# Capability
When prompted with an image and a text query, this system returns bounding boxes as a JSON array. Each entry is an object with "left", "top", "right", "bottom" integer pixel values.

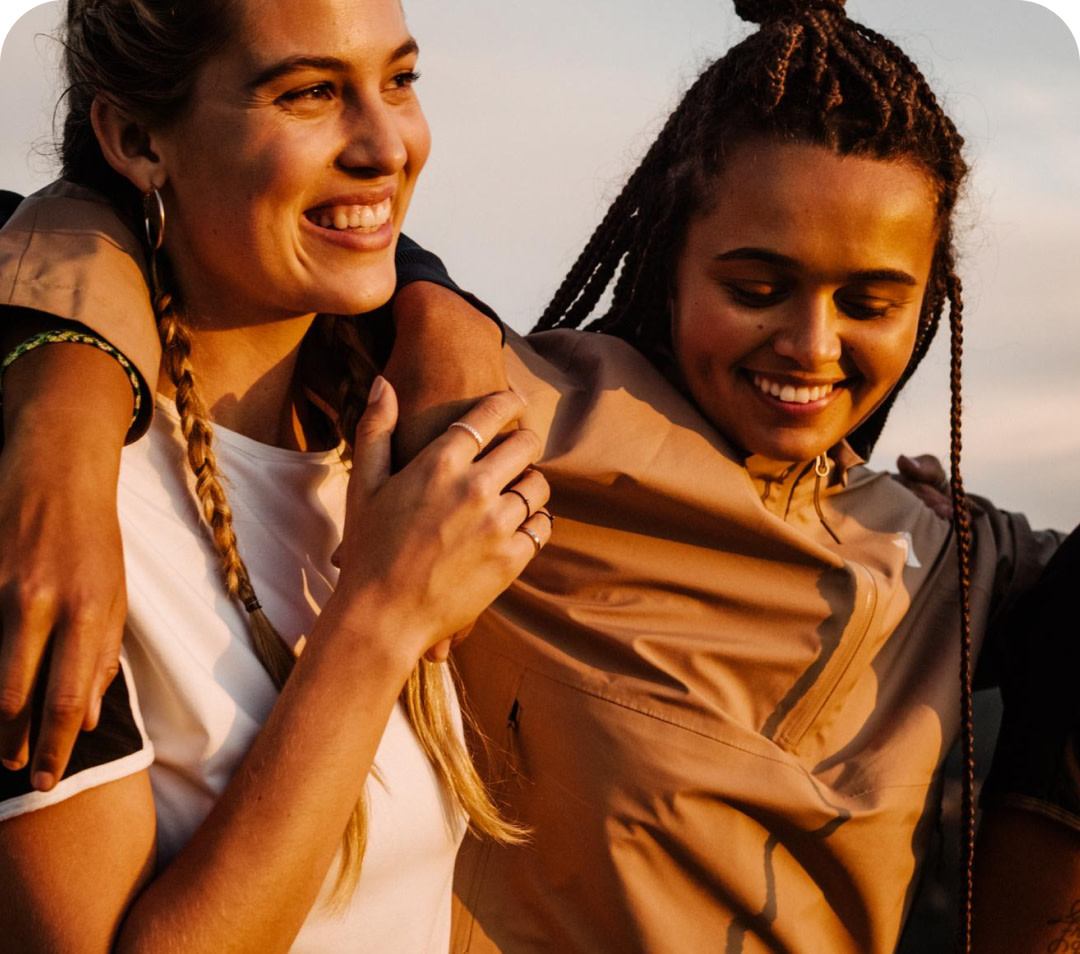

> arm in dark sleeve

[
  {"left": 980, "top": 525, "right": 1080, "bottom": 829},
  {"left": 395, "top": 234, "right": 504, "bottom": 343}
]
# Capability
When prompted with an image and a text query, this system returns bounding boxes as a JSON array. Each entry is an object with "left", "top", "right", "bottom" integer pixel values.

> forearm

[
  {"left": 0, "top": 338, "right": 133, "bottom": 784},
  {"left": 386, "top": 281, "right": 508, "bottom": 465},
  {"left": 118, "top": 599, "right": 418, "bottom": 954}
]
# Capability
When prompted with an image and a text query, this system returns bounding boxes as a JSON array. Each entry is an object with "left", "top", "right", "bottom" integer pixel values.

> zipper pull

[{"left": 814, "top": 454, "right": 842, "bottom": 545}]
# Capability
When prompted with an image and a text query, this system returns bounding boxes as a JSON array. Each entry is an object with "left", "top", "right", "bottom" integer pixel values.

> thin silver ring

[
  {"left": 448, "top": 420, "right": 485, "bottom": 452},
  {"left": 516, "top": 526, "right": 543, "bottom": 556},
  {"left": 505, "top": 487, "right": 531, "bottom": 519}
]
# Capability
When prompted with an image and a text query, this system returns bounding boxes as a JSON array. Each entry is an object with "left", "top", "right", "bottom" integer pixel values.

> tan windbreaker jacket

[{"left": 0, "top": 183, "right": 1061, "bottom": 954}]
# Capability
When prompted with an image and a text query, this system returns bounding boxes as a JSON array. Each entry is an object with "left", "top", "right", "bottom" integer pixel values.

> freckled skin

[
  {"left": 149, "top": 0, "right": 431, "bottom": 331},
  {"left": 671, "top": 140, "right": 939, "bottom": 467}
]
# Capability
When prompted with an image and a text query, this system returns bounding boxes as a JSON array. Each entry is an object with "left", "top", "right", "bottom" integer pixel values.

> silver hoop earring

[
  {"left": 142, "top": 188, "right": 166, "bottom": 298},
  {"left": 143, "top": 188, "right": 165, "bottom": 251}
]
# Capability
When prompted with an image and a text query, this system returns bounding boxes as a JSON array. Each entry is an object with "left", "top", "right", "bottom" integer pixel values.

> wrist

[{"left": 311, "top": 586, "right": 432, "bottom": 681}]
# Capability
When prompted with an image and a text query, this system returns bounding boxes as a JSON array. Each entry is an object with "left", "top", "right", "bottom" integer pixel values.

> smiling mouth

[
  {"left": 306, "top": 198, "right": 392, "bottom": 232},
  {"left": 751, "top": 373, "right": 841, "bottom": 405}
]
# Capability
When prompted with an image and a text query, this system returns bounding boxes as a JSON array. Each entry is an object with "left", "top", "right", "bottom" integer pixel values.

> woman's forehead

[{"left": 225, "top": 0, "right": 412, "bottom": 70}]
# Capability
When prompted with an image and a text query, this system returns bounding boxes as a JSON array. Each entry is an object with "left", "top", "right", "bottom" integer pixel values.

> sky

[{"left": 1, "top": 0, "right": 1078, "bottom": 530}]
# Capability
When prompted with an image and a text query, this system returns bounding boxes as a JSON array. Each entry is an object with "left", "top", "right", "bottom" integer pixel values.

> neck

[{"left": 157, "top": 314, "right": 320, "bottom": 450}]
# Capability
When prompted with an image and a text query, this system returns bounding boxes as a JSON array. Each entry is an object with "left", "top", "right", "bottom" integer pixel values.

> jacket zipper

[{"left": 775, "top": 560, "right": 878, "bottom": 750}]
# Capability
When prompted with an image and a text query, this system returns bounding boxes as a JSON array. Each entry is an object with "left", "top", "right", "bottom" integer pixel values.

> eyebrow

[
  {"left": 713, "top": 247, "right": 918, "bottom": 287},
  {"left": 246, "top": 38, "right": 420, "bottom": 91}
]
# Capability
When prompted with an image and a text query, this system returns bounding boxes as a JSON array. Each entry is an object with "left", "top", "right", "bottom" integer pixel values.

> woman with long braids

[
  {"left": 0, "top": 0, "right": 1071, "bottom": 951},
  {"left": 0, "top": 0, "right": 552, "bottom": 951}
]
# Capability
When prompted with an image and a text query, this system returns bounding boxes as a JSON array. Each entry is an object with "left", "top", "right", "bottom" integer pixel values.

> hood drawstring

[{"left": 814, "top": 454, "right": 842, "bottom": 545}]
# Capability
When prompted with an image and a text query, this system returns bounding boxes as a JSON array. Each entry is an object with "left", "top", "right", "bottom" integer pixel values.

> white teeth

[
  {"left": 752, "top": 374, "right": 835, "bottom": 405},
  {"left": 310, "top": 198, "right": 392, "bottom": 232}
]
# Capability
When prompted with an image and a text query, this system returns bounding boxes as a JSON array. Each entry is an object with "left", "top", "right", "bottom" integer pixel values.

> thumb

[{"left": 350, "top": 376, "right": 398, "bottom": 496}]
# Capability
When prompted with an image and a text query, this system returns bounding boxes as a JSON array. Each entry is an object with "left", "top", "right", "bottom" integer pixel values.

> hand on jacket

[
  {"left": 330, "top": 379, "right": 549, "bottom": 664},
  {"left": 895, "top": 453, "right": 952, "bottom": 519}
]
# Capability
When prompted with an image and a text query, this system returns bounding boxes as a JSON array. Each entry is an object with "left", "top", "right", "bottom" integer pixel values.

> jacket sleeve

[
  {"left": 0, "top": 181, "right": 160, "bottom": 390},
  {"left": 981, "top": 524, "right": 1080, "bottom": 832}
]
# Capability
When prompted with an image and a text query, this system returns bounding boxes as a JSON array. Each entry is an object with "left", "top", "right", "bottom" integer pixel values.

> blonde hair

[
  {"left": 154, "top": 275, "right": 523, "bottom": 900},
  {"left": 64, "top": 0, "right": 522, "bottom": 903}
]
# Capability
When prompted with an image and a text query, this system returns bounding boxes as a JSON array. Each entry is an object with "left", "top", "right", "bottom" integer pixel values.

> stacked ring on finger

[
  {"left": 516, "top": 525, "right": 543, "bottom": 556},
  {"left": 505, "top": 487, "right": 531, "bottom": 520}
]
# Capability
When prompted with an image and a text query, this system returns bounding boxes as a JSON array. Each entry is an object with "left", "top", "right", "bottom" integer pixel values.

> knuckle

[
  {"left": 0, "top": 687, "right": 29, "bottom": 722},
  {"left": 464, "top": 471, "right": 496, "bottom": 504},
  {"left": 428, "top": 447, "right": 460, "bottom": 482},
  {"left": 508, "top": 427, "right": 543, "bottom": 459},
  {"left": 44, "top": 692, "right": 88, "bottom": 724},
  {"left": 11, "top": 578, "right": 58, "bottom": 619},
  {"left": 475, "top": 390, "right": 524, "bottom": 426}
]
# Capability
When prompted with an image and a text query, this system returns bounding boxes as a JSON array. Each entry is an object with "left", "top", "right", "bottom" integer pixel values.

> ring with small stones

[{"left": 448, "top": 420, "right": 485, "bottom": 453}]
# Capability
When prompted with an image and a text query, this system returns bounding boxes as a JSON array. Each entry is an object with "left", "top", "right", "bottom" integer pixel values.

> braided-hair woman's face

[{"left": 670, "top": 138, "right": 938, "bottom": 466}]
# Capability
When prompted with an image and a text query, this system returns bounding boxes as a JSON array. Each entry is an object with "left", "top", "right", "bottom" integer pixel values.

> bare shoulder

[{"left": 0, "top": 771, "right": 155, "bottom": 954}]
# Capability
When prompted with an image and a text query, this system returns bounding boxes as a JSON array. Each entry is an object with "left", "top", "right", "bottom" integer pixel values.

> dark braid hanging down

[{"left": 535, "top": 0, "right": 977, "bottom": 949}]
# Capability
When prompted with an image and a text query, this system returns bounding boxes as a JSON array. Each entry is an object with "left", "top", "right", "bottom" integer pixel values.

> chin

[
  {"left": 744, "top": 434, "right": 838, "bottom": 466},
  {"left": 319, "top": 272, "right": 397, "bottom": 316}
]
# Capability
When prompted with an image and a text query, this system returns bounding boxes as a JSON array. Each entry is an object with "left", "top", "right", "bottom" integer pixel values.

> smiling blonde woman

[{"left": 0, "top": 0, "right": 549, "bottom": 951}]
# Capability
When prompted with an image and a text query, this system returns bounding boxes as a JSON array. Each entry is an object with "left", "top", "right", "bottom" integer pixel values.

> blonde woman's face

[
  {"left": 153, "top": 0, "right": 430, "bottom": 326},
  {"left": 671, "top": 140, "right": 939, "bottom": 466}
]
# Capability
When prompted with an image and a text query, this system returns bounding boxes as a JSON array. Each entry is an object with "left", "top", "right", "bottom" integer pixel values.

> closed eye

[
  {"left": 726, "top": 281, "right": 786, "bottom": 308},
  {"left": 836, "top": 294, "right": 908, "bottom": 320}
]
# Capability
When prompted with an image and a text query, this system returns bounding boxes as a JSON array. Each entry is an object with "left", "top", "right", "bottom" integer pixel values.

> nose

[
  {"left": 771, "top": 295, "right": 843, "bottom": 368},
  {"left": 336, "top": 97, "right": 411, "bottom": 177}
]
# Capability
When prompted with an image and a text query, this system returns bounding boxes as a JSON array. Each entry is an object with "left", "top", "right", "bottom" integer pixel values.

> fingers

[
  {"left": 896, "top": 453, "right": 952, "bottom": 519},
  {"left": 349, "top": 376, "right": 398, "bottom": 498},
  {"left": 0, "top": 597, "right": 52, "bottom": 772},
  {"left": 441, "top": 391, "right": 527, "bottom": 461},
  {"left": 498, "top": 468, "right": 550, "bottom": 532},
  {"left": 897, "top": 453, "right": 948, "bottom": 491},
  {"left": 909, "top": 483, "right": 954, "bottom": 520},
  {"left": 512, "top": 510, "right": 555, "bottom": 560},
  {"left": 31, "top": 607, "right": 123, "bottom": 791},
  {"left": 423, "top": 638, "right": 452, "bottom": 664}
]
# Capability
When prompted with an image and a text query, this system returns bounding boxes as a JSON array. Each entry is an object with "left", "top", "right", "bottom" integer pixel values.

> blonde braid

[
  {"left": 330, "top": 315, "right": 528, "bottom": 848},
  {"left": 151, "top": 272, "right": 372, "bottom": 898}
]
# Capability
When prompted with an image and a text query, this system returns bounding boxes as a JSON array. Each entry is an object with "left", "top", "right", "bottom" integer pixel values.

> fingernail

[
  {"left": 1, "top": 758, "right": 24, "bottom": 772},
  {"left": 86, "top": 693, "right": 103, "bottom": 730},
  {"left": 32, "top": 771, "right": 55, "bottom": 791},
  {"left": 369, "top": 375, "right": 387, "bottom": 403}
]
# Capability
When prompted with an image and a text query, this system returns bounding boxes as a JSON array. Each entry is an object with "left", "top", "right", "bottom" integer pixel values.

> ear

[{"left": 90, "top": 95, "right": 169, "bottom": 193}]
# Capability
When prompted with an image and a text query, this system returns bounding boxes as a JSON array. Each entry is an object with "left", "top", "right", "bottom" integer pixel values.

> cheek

[{"left": 852, "top": 319, "right": 920, "bottom": 395}]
